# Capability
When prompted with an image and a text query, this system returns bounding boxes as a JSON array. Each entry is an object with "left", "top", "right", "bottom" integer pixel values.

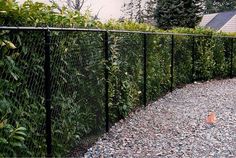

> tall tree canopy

[
  {"left": 121, "top": 0, "right": 144, "bottom": 23},
  {"left": 154, "top": 0, "right": 203, "bottom": 29},
  {"left": 143, "top": 0, "right": 157, "bottom": 23},
  {"left": 204, "top": 0, "right": 236, "bottom": 14}
]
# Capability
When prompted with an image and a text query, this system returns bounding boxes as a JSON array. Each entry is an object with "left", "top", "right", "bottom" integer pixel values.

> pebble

[{"left": 84, "top": 78, "right": 236, "bottom": 158}]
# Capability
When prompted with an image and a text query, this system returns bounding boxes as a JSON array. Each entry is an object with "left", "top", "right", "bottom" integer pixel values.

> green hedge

[{"left": 0, "top": 0, "right": 236, "bottom": 157}]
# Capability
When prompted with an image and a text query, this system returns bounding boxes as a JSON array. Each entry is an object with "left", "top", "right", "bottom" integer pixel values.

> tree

[
  {"left": 121, "top": 0, "right": 134, "bottom": 20},
  {"left": 135, "top": 0, "right": 144, "bottom": 23},
  {"left": 183, "top": 0, "right": 204, "bottom": 28},
  {"left": 204, "top": 0, "right": 236, "bottom": 14},
  {"left": 121, "top": 0, "right": 144, "bottom": 23},
  {"left": 143, "top": 0, "right": 157, "bottom": 23},
  {"left": 49, "top": 0, "right": 85, "bottom": 11},
  {"left": 154, "top": 0, "right": 203, "bottom": 29}
]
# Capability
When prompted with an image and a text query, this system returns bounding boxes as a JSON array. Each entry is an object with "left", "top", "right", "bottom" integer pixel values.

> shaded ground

[{"left": 82, "top": 78, "right": 236, "bottom": 157}]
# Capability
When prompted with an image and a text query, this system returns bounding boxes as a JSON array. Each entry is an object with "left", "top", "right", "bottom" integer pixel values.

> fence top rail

[
  {"left": 107, "top": 30, "right": 236, "bottom": 39},
  {"left": 0, "top": 26, "right": 236, "bottom": 39},
  {"left": 0, "top": 26, "right": 106, "bottom": 32}
]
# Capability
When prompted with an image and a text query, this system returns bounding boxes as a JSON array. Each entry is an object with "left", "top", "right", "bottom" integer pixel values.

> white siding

[
  {"left": 219, "top": 15, "right": 236, "bottom": 32},
  {"left": 199, "top": 13, "right": 218, "bottom": 27}
]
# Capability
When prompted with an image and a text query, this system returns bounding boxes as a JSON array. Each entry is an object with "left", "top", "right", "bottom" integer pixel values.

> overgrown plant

[{"left": 0, "top": 0, "right": 236, "bottom": 157}]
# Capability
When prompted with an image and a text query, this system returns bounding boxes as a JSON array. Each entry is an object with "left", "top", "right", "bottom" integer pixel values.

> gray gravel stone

[{"left": 84, "top": 78, "right": 236, "bottom": 158}]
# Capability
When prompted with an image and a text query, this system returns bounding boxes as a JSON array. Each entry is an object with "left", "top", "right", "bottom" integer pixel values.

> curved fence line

[
  {"left": 1, "top": 26, "right": 236, "bottom": 38},
  {"left": 0, "top": 26, "right": 235, "bottom": 157}
]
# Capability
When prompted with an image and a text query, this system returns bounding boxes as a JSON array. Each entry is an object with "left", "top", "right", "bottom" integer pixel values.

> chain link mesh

[
  {"left": 0, "top": 28, "right": 235, "bottom": 157},
  {"left": 0, "top": 30, "right": 45, "bottom": 157}
]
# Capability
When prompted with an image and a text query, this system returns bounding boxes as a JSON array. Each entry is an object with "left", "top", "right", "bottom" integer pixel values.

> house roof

[
  {"left": 220, "top": 14, "right": 236, "bottom": 32},
  {"left": 199, "top": 10, "right": 236, "bottom": 32},
  {"left": 199, "top": 13, "right": 218, "bottom": 27}
]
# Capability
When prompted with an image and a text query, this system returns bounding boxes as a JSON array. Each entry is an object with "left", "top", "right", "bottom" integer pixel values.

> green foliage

[
  {"left": 155, "top": 0, "right": 203, "bottom": 29},
  {"left": 143, "top": 0, "right": 157, "bottom": 22},
  {"left": 0, "top": 0, "right": 236, "bottom": 157},
  {"left": 174, "top": 36, "right": 193, "bottom": 85},
  {"left": 147, "top": 35, "right": 171, "bottom": 99},
  {"left": 0, "top": 117, "right": 28, "bottom": 157},
  {"left": 121, "top": 0, "right": 144, "bottom": 23},
  {"left": 0, "top": 29, "right": 47, "bottom": 156},
  {"left": 49, "top": 31, "right": 105, "bottom": 156},
  {"left": 204, "top": 0, "right": 236, "bottom": 14},
  {"left": 0, "top": 0, "right": 98, "bottom": 27},
  {"left": 195, "top": 37, "right": 215, "bottom": 80},
  {"left": 108, "top": 33, "right": 143, "bottom": 121}
]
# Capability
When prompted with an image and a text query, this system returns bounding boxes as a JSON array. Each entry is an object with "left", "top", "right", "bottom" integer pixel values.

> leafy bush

[
  {"left": 0, "top": 0, "right": 236, "bottom": 157},
  {"left": 0, "top": 0, "right": 98, "bottom": 27}
]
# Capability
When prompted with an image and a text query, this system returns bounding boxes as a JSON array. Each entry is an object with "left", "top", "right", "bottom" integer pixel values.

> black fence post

[
  {"left": 192, "top": 36, "right": 195, "bottom": 83},
  {"left": 170, "top": 35, "right": 174, "bottom": 92},
  {"left": 230, "top": 38, "right": 234, "bottom": 78},
  {"left": 44, "top": 29, "right": 52, "bottom": 157},
  {"left": 104, "top": 31, "right": 109, "bottom": 132},
  {"left": 143, "top": 34, "right": 147, "bottom": 107}
]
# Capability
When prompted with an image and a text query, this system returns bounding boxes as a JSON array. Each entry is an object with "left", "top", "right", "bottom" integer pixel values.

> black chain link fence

[
  {"left": 0, "top": 29, "right": 46, "bottom": 156},
  {"left": 0, "top": 27, "right": 235, "bottom": 157}
]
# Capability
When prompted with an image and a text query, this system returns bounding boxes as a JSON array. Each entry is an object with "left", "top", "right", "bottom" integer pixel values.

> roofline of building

[
  {"left": 205, "top": 9, "right": 236, "bottom": 15},
  {"left": 219, "top": 14, "right": 236, "bottom": 32},
  {"left": 204, "top": 9, "right": 236, "bottom": 31}
]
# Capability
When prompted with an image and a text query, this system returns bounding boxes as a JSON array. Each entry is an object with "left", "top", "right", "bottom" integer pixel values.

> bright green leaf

[
  {"left": 3, "top": 40, "right": 16, "bottom": 49},
  {"left": 12, "top": 135, "right": 25, "bottom": 141},
  {"left": 16, "top": 127, "right": 27, "bottom": 131},
  {"left": 15, "top": 131, "right": 27, "bottom": 137}
]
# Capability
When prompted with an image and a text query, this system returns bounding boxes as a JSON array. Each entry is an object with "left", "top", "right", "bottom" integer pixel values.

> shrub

[{"left": 0, "top": 0, "right": 235, "bottom": 156}]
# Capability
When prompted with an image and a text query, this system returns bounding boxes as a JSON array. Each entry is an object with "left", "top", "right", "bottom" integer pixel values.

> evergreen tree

[
  {"left": 135, "top": 0, "right": 144, "bottom": 23},
  {"left": 204, "top": 0, "right": 236, "bottom": 14},
  {"left": 143, "top": 0, "right": 157, "bottom": 23},
  {"left": 121, "top": 0, "right": 135, "bottom": 20},
  {"left": 155, "top": 0, "right": 203, "bottom": 29},
  {"left": 121, "top": 0, "right": 144, "bottom": 23},
  {"left": 184, "top": 0, "right": 203, "bottom": 28}
]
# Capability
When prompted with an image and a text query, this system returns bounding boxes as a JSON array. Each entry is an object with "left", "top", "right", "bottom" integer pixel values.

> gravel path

[{"left": 84, "top": 78, "right": 236, "bottom": 158}]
